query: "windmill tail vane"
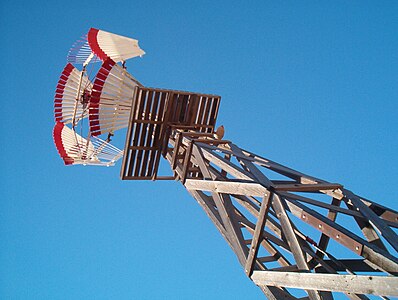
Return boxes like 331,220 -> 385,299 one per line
53,28 -> 398,299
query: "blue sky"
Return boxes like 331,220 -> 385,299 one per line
1,1 -> 397,299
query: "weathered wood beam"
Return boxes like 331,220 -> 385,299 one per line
272,194 -> 323,300
285,197 -> 398,273
316,197 -> 340,261
245,192 -> 273,276
343,189 -> 398,252
315,259 -> 383,273
188,190 -> 232,247
273,183 -> 342,192
185,179 -> 267,197
191,145 -> 249,266
239,148 -> 326,184
198,145 -> 255,181
344,200 -> 388,252
279,192 -> 362,219
251,271 -> 398,297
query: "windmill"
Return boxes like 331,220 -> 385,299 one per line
53,28 -> 398,299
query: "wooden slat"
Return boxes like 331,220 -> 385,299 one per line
152,92 -> 174,179
140,91 -> 160,176
196,96 -> 206,126
127,90 -> 146,176
201,97 -> 212,132
129,146 -> 157,150
210,97 -> 220,127
187,94 -> 199,124
120,87 -> 139,179
147,91 -> 167,176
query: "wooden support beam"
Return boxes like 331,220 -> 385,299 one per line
245,192 -> 272,276
198,146 -> 255,181
230,143 -> 273,187
251,271 -> 398,297
239,148 -> 325,185
191,145 -> 249,266
171,132 -> 182,170
316,197 -> 341,260
343,189 -> 398,252
285,197 -> 398,273
344,200 -> 388,252
272,194 -> 323,300
354,197 -> 398,224
189,190 -> 232,247
184,179 -> 267,197
280,192 -> 362,219
315,259 -> 383,273
164,129 -> 398,298
181,141 -> 193,184
273,183 -> 342,192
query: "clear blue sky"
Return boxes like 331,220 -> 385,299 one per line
1,1 -> 397,299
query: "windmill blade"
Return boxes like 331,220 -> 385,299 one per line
67,36 -> 99,65
90,135 -> 124,165
67,28 -> 145,65
54,63 -> 93,124
89,59 -> 142,136
53,122 -> 95,165
87,28 -> 145,63
53,122 -> 123,166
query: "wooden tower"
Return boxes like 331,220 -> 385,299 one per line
120,86 -> 398,299
54,28 -> 398,299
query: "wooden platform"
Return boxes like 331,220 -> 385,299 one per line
121,87 -> 221,180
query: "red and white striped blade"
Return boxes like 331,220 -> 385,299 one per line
88,28 -> 145,63
89,59 -> 141,136
54,63 -> 92,124
53,122 -> 124,166
53,122 -> 96,165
